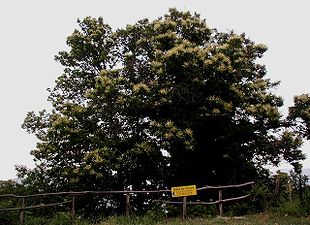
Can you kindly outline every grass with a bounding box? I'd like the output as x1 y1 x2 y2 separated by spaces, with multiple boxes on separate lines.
20 213 310 225
91 213 310 225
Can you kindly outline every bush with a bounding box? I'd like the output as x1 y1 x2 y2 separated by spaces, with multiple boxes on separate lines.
0 209 19 225
100 215 159 225
24 217 47 225
144 203 166 221
48 212 71 225
187 205 217 218
276 186 310 217
276 199 304 217
165 205 181 217
24 212 71 225
245 182 272 213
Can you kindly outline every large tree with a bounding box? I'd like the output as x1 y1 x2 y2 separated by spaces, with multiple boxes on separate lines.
20 9 304 201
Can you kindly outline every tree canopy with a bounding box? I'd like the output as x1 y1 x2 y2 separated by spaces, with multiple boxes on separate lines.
289 94 310 140
20 9 304 198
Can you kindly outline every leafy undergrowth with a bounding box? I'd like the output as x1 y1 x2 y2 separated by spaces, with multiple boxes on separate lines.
93 214 310 225
21 213 310 225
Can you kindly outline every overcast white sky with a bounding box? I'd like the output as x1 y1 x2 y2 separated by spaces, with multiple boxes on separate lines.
1 0 310 180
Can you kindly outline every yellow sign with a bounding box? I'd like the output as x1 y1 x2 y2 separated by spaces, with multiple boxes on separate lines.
171 185 197 197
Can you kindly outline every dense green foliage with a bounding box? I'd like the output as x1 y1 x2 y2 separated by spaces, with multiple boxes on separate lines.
0 180 23 225
16 9 306 216
289 94 310 139
88 214 310 225
1 171 310 224
7 213 310 225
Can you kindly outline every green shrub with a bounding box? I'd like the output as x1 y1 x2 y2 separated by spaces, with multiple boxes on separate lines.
187 205 217 218
100 215 158 225
0 210 19 225
276 199 304 217
24 212 71 225
144 203 166 221
48 212 71 225
0 197 20 224
165 205 181 217
275 187 310 217
24 216 47 225
300 186 310 215
249 183 272 212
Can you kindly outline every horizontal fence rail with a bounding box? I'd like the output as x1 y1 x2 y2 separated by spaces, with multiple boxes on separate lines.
199 181 255 190
155 194 251 205
0 189 171 199
0 181 254 199
0 200 72 212
0 181 254 224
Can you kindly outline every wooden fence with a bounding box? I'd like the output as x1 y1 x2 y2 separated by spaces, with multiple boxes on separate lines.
0 181 254 224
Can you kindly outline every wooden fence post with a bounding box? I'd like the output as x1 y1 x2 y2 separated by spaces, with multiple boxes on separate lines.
274 174 280 195
218 189 223 216
71 196 76 225
182 196 187 219
19 197 25 225
125 193 130 217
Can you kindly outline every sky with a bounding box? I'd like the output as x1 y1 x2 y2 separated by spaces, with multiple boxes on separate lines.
0 0 310 180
